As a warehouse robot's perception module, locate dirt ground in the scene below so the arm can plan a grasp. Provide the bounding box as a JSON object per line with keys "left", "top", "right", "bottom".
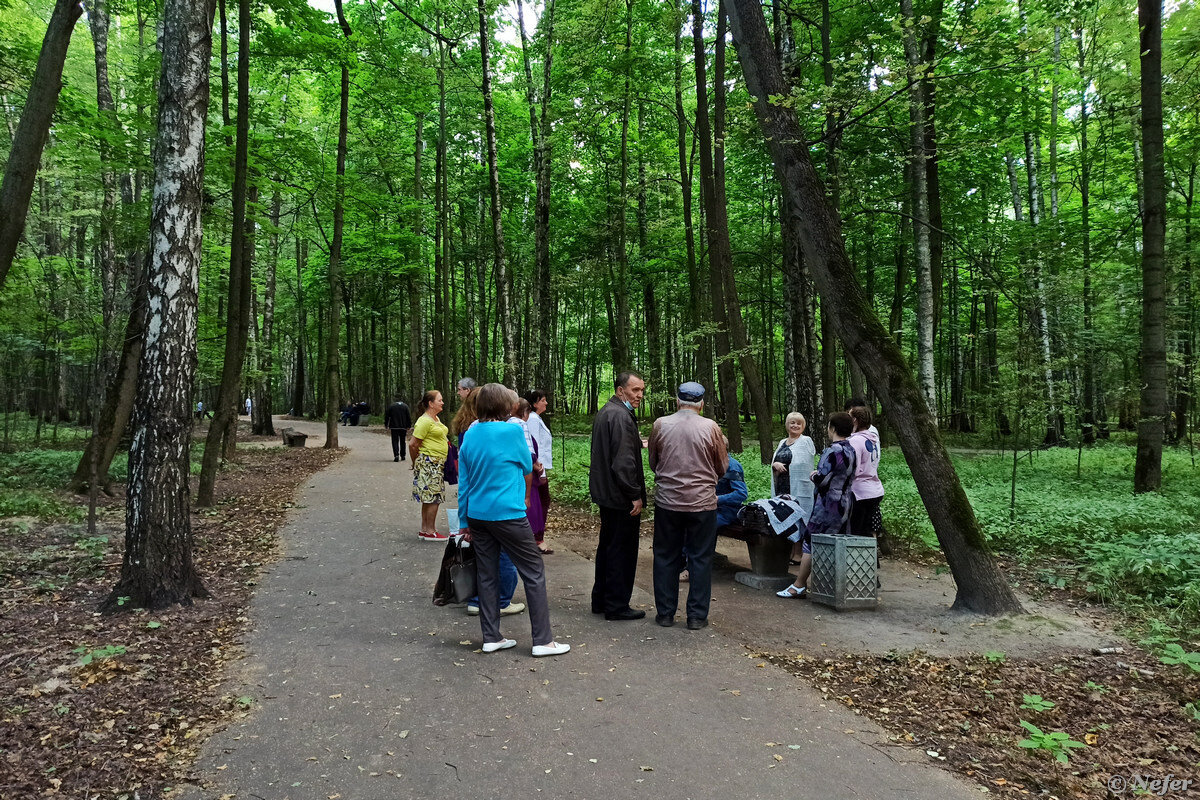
{"left": 543, "top": 506, "right": 1200, "bottom": 799}
{"left": 545, "top": 506, "right": 1118, "bottom": 660}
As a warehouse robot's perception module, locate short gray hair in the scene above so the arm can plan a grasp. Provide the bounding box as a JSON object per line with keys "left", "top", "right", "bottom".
{"left": 457, "top": 377, "right": 477, "bottom": 391}
{"left": 678, "top": 398, "right": 703, "bottom": 410}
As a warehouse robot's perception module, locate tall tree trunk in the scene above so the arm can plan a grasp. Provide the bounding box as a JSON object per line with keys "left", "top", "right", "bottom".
{"left": 692, "top": 0, "right": 740, "bottom": 449}
{"left": 725, "top": 0, "right": 1023, "bottom": 615}
{"left": 1175, "top": 165, "right": 1196, "bottom": 442}
{"left": 103, "top": 0, "right": 216, "bottom": 612}
{"left": 610, "top": 0, "right": 634, "bottom": 373}
{"left": 478, "top": 0, "right": 515, "bottom": 385}
{"left": 87, "top": 0, "right": 120, "bottom": 337}
{"left": 1078, "top": 25, "right": 1096, "bottom": 443}
{"left": 291, "top": 232, "right": 307, "bottom": 416}
{"left": 676, "top": 3, "right": 709, "bottom": 389}
{"left": 198, "top": 0, "right": 255, "bottom": 505}
{"left": 715, "top": 0, "right": 774, "bottom": 460}
{"left": 253, "top": 190, "right": 280, "bottom": 436}
{"left": 901, "top": 0, "right": 936, "bottom": 421}
{"left": 326, "top": 0, "right": 352, "bottom": 446}
{"left": 533, "top": 0, "right": 556, "bottom": 396}
{"left": 1135, "top": 0, "right": 1166, "bottom": 492}
{"left": 0, "top": 0, "right": 83, "bottom": 290}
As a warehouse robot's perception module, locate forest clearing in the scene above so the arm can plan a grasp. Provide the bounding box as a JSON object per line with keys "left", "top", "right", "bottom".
{"left": 3, "top": 0, "right": 1200, "bottom": 794}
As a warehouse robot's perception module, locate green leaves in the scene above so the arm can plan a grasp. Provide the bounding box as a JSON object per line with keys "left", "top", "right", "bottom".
{"left": 1158, "top": 643, "right": 1200, "bottom": 674}
{"left": 1017, "top": 720, "right": 1086, "bottom": 764}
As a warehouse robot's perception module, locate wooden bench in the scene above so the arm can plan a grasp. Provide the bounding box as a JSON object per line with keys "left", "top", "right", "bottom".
{"left": 280, "top": 427, "right": 308, "bottom": 447}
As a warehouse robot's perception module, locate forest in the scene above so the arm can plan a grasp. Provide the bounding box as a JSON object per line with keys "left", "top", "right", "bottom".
{"left": 1, "top": 0, "right": 1198, "bottom": 606}
{"left": 3, "top": 1, "right": 1200, "bottom": 794}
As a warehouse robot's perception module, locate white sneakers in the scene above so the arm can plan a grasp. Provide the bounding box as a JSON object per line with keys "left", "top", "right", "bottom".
{"left": 531, "top": 642, "right": 571, "bottom": 658}
{"left": 480, "top": 639, "right": 571, "bottom": 657}
{"left": 466, "top": 602, "right": 526, "bottom": 616}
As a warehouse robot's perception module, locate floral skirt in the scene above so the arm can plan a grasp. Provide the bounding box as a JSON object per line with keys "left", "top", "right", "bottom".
{"left": 412, "top": 454, "right": 446, "bottom": 504}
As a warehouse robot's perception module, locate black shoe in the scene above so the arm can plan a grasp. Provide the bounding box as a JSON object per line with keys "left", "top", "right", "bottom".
{"left": 394, "top": 456, "right": 399, "bottom": 462}
{"left": 686, "top": 618, "right": 708, "bottom": 630}
{"left": 605, "top": 608, "right": 646, "bottom": 621}
{"left": 655, "top": 614, "right": 675, "bottom": 627}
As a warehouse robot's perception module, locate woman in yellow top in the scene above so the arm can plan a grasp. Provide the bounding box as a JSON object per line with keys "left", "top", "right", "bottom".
{"left": 409, "top": 390, "right": 450, "bottom": 541}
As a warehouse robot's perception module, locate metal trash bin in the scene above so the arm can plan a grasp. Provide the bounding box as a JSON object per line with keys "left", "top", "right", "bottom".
{"left": 810, "top": 534, "right": 878, "bottom": 610}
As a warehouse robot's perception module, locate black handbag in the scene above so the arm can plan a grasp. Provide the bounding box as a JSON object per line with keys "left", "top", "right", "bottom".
{"left": 433, "top": 536, "right": 477, "bottom": 605}
{"left": 449, "top": 540, "right": 477, "bottom": 603}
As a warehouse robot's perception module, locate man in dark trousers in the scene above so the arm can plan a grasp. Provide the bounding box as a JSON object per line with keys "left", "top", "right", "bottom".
{"left": 647, "top": 382, "right": 728, "bottom": 630}
{"left": 589, "top": 371, "right": 647, "bottom": 621}
{"left": 384, "top": 394, "right": 412, "bottom": 462}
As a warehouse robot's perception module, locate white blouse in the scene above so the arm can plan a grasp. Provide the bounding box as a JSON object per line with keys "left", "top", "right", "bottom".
{"left": 527, "top": 411, "right": 554, "bottom": 470}
{"left": 773, "top": 435, "right": 817, "bottom": 517}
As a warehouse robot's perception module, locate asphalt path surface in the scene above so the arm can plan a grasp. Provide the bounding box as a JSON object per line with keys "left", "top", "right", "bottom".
{"left": 180, "top": 417, "right": 980, "bottom": 800}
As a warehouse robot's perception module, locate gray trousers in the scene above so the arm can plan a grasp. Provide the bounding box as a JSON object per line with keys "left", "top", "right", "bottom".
{"left": 468, "top": 516, "right": 553, "bottom": 646}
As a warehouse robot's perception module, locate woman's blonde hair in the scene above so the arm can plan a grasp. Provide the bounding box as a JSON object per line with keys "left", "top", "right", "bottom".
{"left": 451, "top": 387, "right": 479, "bottom": 436}
{"left": 785, "top": 411, "right": 806, "bottom": 429}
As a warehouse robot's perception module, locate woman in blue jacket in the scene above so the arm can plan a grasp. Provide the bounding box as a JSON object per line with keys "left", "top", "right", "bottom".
{"left": 458, "top": 383, "right": 570, "bottom": 658}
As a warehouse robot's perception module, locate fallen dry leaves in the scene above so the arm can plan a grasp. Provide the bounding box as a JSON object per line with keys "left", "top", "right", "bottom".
{"left": 762, "top": 646, "right": 1200, "bottom": 798}
{"left": 0, "top": 444, "right": 342, "bottom": 798}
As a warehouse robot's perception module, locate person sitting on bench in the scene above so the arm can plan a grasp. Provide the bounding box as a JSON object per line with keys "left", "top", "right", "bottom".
{"left": 716, "top": 437, "right": 748, "bottom": 530}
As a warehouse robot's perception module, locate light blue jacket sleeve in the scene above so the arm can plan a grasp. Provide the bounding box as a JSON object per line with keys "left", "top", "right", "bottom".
{"left": 457, "top": 428, "right": 471, "bottom": 524}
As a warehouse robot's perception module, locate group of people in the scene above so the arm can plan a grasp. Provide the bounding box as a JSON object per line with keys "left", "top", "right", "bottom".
{"left": 339, "top": 400, "right": 371, "bottom": 426}
{"left": 770, "top": 400, "right": 884, "bottom": 599}
{"left": 401, "top": 370, "right": 884, "bottom": 658}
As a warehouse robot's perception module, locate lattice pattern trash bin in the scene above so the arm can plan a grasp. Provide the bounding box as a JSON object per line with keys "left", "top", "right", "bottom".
{"left": 810, "top": 534, "right": 878, "bottom": 610}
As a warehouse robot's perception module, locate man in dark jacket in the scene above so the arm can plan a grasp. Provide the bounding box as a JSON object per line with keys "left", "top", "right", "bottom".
{"left": 384, "top": 395, "right": 412, "bottom": 462}
{"left": 589, "top": 371, "right": 647, "bottom": 620}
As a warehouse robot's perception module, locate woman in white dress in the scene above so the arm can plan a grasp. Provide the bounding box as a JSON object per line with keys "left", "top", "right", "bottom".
{"left": 525, "top": 390, "right": 554, "bottom": 554}
{"left": 771, "top": 412, "right": 816, "bottom": 563}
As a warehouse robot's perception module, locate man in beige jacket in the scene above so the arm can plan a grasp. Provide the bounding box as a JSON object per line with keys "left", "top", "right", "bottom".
{"left": 647, "top": 382, "right": 728, "bottom": 630}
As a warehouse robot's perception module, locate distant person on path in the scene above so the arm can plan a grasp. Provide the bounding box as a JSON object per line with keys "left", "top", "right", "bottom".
{"left": 846, "top": 404, "right": 884, "bottom": 537}
{"left": 777, "top": 412, "right": 857, "bottom": 599}
{"left": 454, "top": 388, "right": 524, "bottom": 618}
{"left": 409, "top": 390, "right": 450, "bottom": 541}
{"left": 384, "top": 394, "right": 412, "bottom": 462}
{"left": 772, "top": 412, "right": 817, "bottom": 565}
{"left": 458, "top": 383, "right": 569, "bottom": 657}
{"left": 647, "top": 382, "right": 728, "bottom": 630}
{"left": 195, "top": 400, "right": 208, "bottom": 420}
{"left": 525, "top": 389, "right": 554, "bottom": 554}
{"left": 245, "top": 397, "right": 252, "bottom": 417}
{"left": 589, "top": 371, "right": 648, "bottom": 621}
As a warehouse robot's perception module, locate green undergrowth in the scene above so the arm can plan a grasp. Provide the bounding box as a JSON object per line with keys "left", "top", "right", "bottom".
{"left": 0, "top": 444, "right": 204, "bottom": 523}
{"left": 548, "top": 429, "right": 1200, "bottom": 641}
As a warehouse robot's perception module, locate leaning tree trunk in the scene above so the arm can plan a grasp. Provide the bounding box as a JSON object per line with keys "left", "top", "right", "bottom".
{"left": 70, "top": 258, "right": 148, "bottom": 494}
{"left": 725, "top": 0, "right": 1023, "bottom": 615}
{"left": 102, "top": 0, "right": 216, "bottom": 612}
{"left": 197, "top": 0, "right": 255, "bottom": 505}
{"left": 0, "top": 0, "right": 83, "bottom": 291}
{"left": 1135, "top": 0, "right": 1166, "bottom": 492}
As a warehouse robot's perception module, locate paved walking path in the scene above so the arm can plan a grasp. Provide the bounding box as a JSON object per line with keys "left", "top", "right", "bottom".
{"left": 181, "top": 417, "right": 980, "bottom": 800}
